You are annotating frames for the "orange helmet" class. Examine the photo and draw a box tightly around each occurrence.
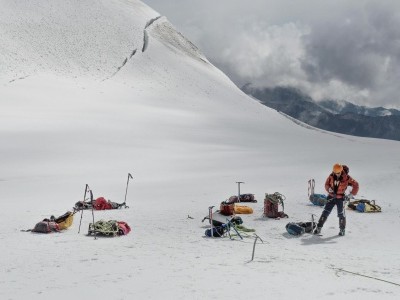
[333,163,343,174]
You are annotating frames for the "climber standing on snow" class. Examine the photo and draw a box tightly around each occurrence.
[314,163,359,236]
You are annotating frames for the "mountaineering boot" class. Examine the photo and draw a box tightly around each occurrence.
[313,215,327,234]
[339,217,346,236]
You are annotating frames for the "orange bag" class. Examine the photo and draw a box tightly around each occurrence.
[234,205,253,214]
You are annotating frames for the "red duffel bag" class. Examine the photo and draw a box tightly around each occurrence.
[94,197,113,210]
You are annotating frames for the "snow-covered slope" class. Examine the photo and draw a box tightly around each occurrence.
[1,1,400,299]
[0,0,158,81]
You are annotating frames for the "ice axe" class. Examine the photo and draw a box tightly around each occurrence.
[89,188,97,240]
[123,173,133,208]
[236,181,244,203]
[250,234,264,261]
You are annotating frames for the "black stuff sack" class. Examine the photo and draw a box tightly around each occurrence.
[205,225,228,237]
[286,222,315,236]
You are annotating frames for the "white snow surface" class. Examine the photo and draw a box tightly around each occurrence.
[1,1,400,299]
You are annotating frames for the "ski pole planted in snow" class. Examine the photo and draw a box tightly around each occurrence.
[78,184,90,234]
[236,181,244,203]
[89,188,97,240]
[123,172,133,208]
[227,218,243,240]
[208,206,214,238]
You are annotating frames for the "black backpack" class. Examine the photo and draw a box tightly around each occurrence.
[286,222,316,236]
[205,225,228,237]
[343,165,349,174]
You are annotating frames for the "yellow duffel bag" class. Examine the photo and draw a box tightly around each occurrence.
[234,205,253,214]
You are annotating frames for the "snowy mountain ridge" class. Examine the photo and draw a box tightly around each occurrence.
[318,99,400,117]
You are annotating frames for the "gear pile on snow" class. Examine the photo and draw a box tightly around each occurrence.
[204,216,253,238]
[88,220,131,237]
[24,174,133,237]
[30,211,75,233]
[219,201,254,216]
[74,197,128,211]
[219,192,257,216]
[226,194,257,203]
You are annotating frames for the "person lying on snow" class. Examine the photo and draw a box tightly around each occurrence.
[314,163,359,236]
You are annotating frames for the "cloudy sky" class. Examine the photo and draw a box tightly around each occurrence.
[145,0,400,109]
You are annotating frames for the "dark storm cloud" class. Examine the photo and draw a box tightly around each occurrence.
[144,0,400,108]
[302,2,400,96]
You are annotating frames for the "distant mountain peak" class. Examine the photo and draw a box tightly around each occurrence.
[318,99,400,117]
[242,85,400,141]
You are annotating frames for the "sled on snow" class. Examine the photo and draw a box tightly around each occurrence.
[75,173,133,211]
[23,211,75,234]
[53,211,74,230]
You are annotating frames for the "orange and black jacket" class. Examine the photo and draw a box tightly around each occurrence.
[325,172,359,199]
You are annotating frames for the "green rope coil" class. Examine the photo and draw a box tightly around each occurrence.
[91,220,119,236]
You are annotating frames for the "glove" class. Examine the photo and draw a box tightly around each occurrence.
[328,188,334,193]
[346,193,354,200]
